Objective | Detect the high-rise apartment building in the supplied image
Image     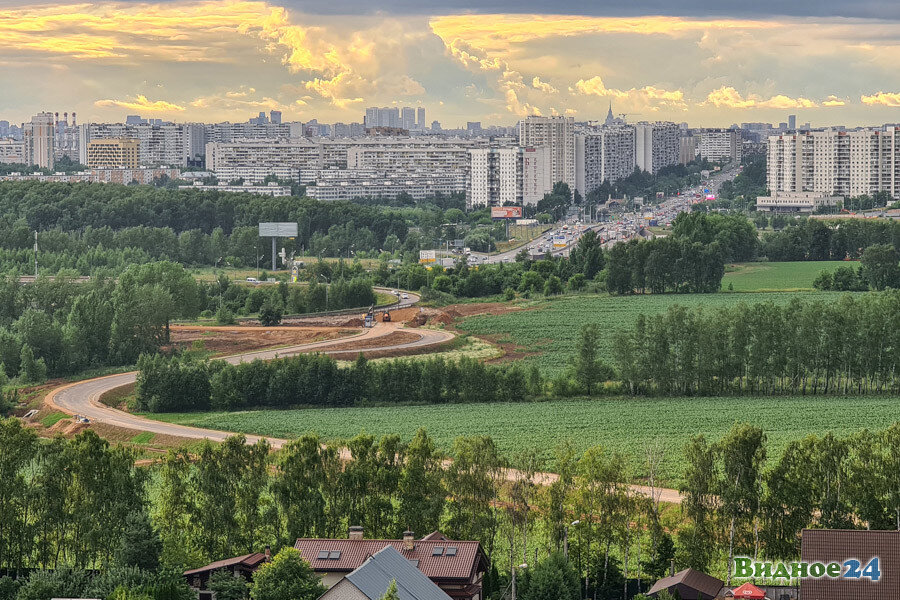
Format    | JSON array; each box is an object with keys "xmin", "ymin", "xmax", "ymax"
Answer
[
  {"xmin": 0, "ymin": 139, "xmax": 26, "ymax": 164},
  {"xmin": 634, "ymin": 121, "xmax": 679, "ymax": 174},
  {"xmin": 679, "ymin": 135, "xmax": 699, "ymax": 165},
  {"xmin": 81, "ymin": 122, "xmax": 206, "ymax": 167},
  {"xmin": 698, "ymin": 128, "xmax": 742, "ymax": 163},
  {"xmin": 575, "ymin": 125, "xmax": 635, "ymax": 198},
  {"xmin": 401, "ymin": 107, "xmax": 416, "ymax": 131},
  {"xmin": 365, "ymin": 106, "xmax": 426, "ymax": 130},
  {"xmin": 466, "ymin": 146, "xmax": 552, "ymax": 208},
  {"xmin": 767, "ymin": 127, "xmax": 900, "ymax": 199},
  {"xmin": 86, "ymin": 138, "xmax": 140, "ymax": 169},
  {"xmin": 517, "ymin": 116, "xmax": 575, "ymax": 190},
  {"xmin": 24, "ymin": 112, "xmax": 55, "ymax": 169},
  {"xmin": 270, "ymin": 111, "xmax": 282, "ymax": 125},
  {"xmin": 417, "ymin": 108, "xmax": 426, "ymax": 130},
  {"xmin": 788, "ymin": 115, "xmax": 797, "ymax": 130}
]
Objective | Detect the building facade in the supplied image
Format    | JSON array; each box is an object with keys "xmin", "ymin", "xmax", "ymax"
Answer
[
  {"xmin": 24, "ymin": 112, "xmax": 55, "ymax": 169},
  {"xmin": 575, "ymin": 125, "xmax": 635, "ymax": 198},
  {"xmin": 517, "ymin": 116, "xmax": 575, "ymax": 190},
  {"xmin": 698, "ymin": 128, "xmax": 742, "ymax": 163},
  {"xmin": 0, "ymin": 140, "xmax": 26, "ymax": 164},
  {"xmin": 86, "ymin": 138, "xmax": 140, "ymax": 169},
  {"xmin": 634, "ymin": 121, "xmax": 679, "ymax": 174},
  {"xmin": 767, "ymin": 127, "xmax": 900, "ymax": 199}
]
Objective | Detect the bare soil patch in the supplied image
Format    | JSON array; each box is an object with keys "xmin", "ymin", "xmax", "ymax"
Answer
[
  {"xmin": 169, "ymin": 325, "xmax": 352, "ymax": 355},
  {"xmin": 320, "ymin": 330, "xmax": 420, "ymax": 352}
]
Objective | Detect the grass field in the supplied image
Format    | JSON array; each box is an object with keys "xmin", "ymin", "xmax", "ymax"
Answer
[
  {"xmin": 149, "ymin": 395, "xmax": 900, "ymax": 484},
  {"xmin": 721, "ymin": 261, "xmax": 850, "ymax": 291},
  {"xmin": 456, "ymin": 291, "xmax": 846, "ymax": 376}
]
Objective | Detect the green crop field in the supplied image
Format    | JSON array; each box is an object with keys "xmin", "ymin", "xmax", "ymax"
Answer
[
  {"xmin": 456, "ymin": 291, "xmax": 848, "ymax": 376},
  {"xmin": 149, "ymin": 395, "xmax": 900, "ymax": 485},
  {"xmin": 721, "ymin": 261, "xmax": 850, "ymax": 291}
]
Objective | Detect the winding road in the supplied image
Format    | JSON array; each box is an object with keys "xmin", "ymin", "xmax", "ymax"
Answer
[
  {"xmin": 48, "ymin": 322, "xmax": 454, "ymax": 447},
  {"xmin": 43, "ymin": 299, "xmax": 685, "ymax": 505}
]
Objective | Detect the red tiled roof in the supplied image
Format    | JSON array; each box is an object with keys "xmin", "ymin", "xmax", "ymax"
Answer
[
  {"xmin": 294, "ymin": 538, "xmax": 487, "ymax": 582},
  {"xmin": 421, "ymin": 532, "xmax": 449, "ymax": 541},
  {"xmin": 184, "ymin": 552, "xmax": 267, "ymax": 576}
]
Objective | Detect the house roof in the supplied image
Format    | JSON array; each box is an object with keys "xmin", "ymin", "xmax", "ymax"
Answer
[
  {"xmin": 184, "ymin": 552, "xmax": 268, "ymax": 576},
  {"xmin": 342, "ymin": 546, "xmax": 452, "ymax": 600},
  {"xmin": 648, "ymin": 568, "xmax": 724, "ymax": 598},
  {"xmin": 295, "ymin": 537, "xmax": 487, "ymax": 582},
  {"xmin": 800, "ymin": 529, "xmax": 900, "ymax": 600},
  {"xmin": 729, "ymin": 582, "xmax": 766, "ymax": 599}
]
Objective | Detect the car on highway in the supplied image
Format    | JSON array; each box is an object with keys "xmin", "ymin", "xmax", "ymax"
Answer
[{"xmin": 401, "ymin": 293, "xmax": 409, "ymax": 299}]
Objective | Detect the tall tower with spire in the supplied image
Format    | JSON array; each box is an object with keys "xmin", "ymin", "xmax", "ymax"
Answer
[{"xmin": 605, "ymin": 102, "xmax": 615, "ymax": 126}]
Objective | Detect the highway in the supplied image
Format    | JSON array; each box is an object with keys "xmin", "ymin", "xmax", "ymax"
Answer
[{"xmin": 465, "ymin": 163, "xmax": 743, "ymax": 264}]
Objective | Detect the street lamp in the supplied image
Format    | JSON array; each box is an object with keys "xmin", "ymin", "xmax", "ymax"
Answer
[
  {"xmin": 564, "ymin": 520, "xmax": 580, "ymax": 560},
  {"xmin": 319, "ymin": 274, "xmax": 330, "ymax": 309},
  {"xmin": 511, "ymin": 563, "xmax": 527, "ymax": 600}
]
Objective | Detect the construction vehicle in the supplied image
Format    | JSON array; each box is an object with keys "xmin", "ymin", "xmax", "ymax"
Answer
[{"xmin": 382, "ymin": 312, "xmax": 392, "ymax": 322}]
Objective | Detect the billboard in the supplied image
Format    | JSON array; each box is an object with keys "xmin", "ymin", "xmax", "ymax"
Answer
[
  {"xmin": 491, "ymin": 206, "xmax": 523, "ymax": 219},
  {"xmin": 258, "ymin": 222, "xmax": 298, "ymax": 237},
  {"xmin": 553, "ymin": 235, "xmax": 567, "ymax": 248},
  {"xmin": 419, "ymin": 250, "xmax": 436, "ymax": 263}
]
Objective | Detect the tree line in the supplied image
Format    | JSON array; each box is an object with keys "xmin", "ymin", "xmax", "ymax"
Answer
[
  {"xmin": 136, "ymin": 354, "xmax": 540, "ymax": 413},
  {"xmin": 679, "ymin": 423, "xmax": 900, "ymax": 587},
  {"xmin": 616, "ymin": 292, "xmax": 900, "ymax": 395},
  {"xmin": 760, "ymin": 217, "xmax": 900, "ymax": 261}
]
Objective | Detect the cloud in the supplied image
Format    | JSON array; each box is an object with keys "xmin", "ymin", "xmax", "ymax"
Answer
[
  {"xmin": 532, "ymin": 76, "xmax": 558, "ymax": 94},
  {"xmin": 94, "ymin": 95, "xmax": 185, "ymax": 112},
  {"xmin": 822, "ymin": 95, "xmax": 847, "ymax": 107},
  {"xmin": 703, "ymin": 86, "xmax": 817, "ymax": 109},
  {"xmin": 861, "ymin": 91, "xmax": 900, "ymax": 106},
  {"xmin": 573, "ymin": 76, "xmax": 686, "ymax": 108}
]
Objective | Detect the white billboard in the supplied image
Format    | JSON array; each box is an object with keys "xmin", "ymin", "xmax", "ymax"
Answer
[
  {"xmin": 419, "ymin": 250, "xmax": 436, "ymax": 263},
  {"xmin": 258, "ymin": 222, "xmax": 298, "ymax": 237}
]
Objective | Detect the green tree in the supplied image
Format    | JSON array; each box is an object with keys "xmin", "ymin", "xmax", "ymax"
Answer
[
  {"xmin": 861, "ymin": 244, "xmax": 900, "ymax": 290},
  {"xmin": 397, "ymin": 429, "xmax": 446, "ymax": 538},
  {"xmin": 258, "ymin": 301, "xmax": 283, "ymax": 326},
  {"xmin": 571, "ymin": 324, "xmax": 613, "ymax": 397},
  {"xmin": 208, "ymin": 570, "xmax": 249, "ymax": 600},
  {"xmin": 116, "ymin": 510, "xmax": 163, "ymax": 571},
  {"xmin": 249, "ymin": 548, "xmax": 325, "ymax": 600},
  {"xmin": 379, "ymin": 580, "xmax": 399, "ymax": 600},
  {"xmin": 18, "ymin": 344, "xmax": 47, "ymax": 384},
  {"xmin": 518, "ymin": 553, "xmax": 580, "ymax": 600}
]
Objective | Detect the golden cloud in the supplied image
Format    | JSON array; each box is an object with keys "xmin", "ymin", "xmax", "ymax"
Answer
[
  {"xmin": 861, "ymin": 92, "xmax": 900, "ymax": 107},
  {"xmin": 703, "ymin": 86, "xmax": 817, "ymax": 109},
  {"xmin": 573, "ymin": 76, "xmax": 685, "ymax": 107},
  {"xmin": 532, "ymin": 76, "xmax": 558, "ymax": 94},
  {"xmin": 822, "ymin": 95, "xmax": 847, "ymax": 107},
  {"xmin": 94, "ymin": 95, "xmax": 185, "ymax": 112}
]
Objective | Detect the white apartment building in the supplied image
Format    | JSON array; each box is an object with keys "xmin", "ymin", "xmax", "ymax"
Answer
[
  {"xmin": 0, "ymin": 139, "xmax": 26, "ymax": 164},
  {"xmin": 521, "ymin": 146, "xmax": 552, "ymax": 206},
  {"xmin": 346, "ymin": 140, "xmax": 483, "ymax": 185},
  {"xmin": 767, "ymin": 127, "xmax": 900, "ymax": 199},
  {"xmin": 698, "ymin": 129, "xmax": 742, "ymax": 163},
  {"xmin": 575, "ymin": 125, "xmax": 635, "ymax": 198},
  {"xmin": 634, "ymin": 121, "xmax": 679, "ymax": 174},
  {"xmin": 204, "ymin": 122, "xmax": 295, "ymax": 142},
  {"xmin": 79, "ymin": 122, "xmax": 205, "ymax": 167},
  {"xmin": 679, "ymin": 135, "xmax": 698, "ymax": 165},
  {"xmin": 24, "ymin": 112, "xmax": 55, "ymax": 169},
  {"xmin": 206, "ymin": 138, "xmax": 321, "ymax": 182},
  {"xmin": 178, "ymin": 181, "xmax": 292, "ymax": 197},
  {"xmin": 305, "ymin": 168, "xmax": 465, "ymax": 202},
  {"xmin": 466, "ymin": 145, "xmax": 552, "ymax": 208},
  {"xmin": 517, "ymin": 116, "xmax": 575, "ymax": 190}
]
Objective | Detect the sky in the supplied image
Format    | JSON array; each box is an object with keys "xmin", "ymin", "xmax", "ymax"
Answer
[{"xmin": 0, "ymin": 0, "xmax": 899, "ymax": 127}]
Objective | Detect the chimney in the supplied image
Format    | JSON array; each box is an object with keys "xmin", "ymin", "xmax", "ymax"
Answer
[
  {"xmin": 72, "ymin": 112, "xmax": 76, "ymax": 126},
  {"xmin": 265, "ymin": 545, "xmax": 271, "ymax": 561},
  {"xmin": 349, "ymin": 525, "xmax": 364, "ymax": 541},
  {"xmin": 403, "ymin": 530, "xmax": 415, "ymax": 551}
]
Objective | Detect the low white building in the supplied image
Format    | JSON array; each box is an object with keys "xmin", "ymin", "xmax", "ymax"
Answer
[
  {"xmin": 756, "ymin": 191, "xmax": 842, "ymax": 213},
  {"xmin": 178, "ymin": 181, "xmax": 292, "ymax": 197}
]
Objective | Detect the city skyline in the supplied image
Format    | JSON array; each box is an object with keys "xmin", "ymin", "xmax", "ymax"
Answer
[{"xmin": 0, "ymin": 1, "xmax": 899, "ymax": 126}]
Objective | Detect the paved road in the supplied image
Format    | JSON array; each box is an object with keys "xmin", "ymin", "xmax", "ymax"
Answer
[{"xmin": 48, "ymin": 322, "xmax": 453, "ymax": 446}]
